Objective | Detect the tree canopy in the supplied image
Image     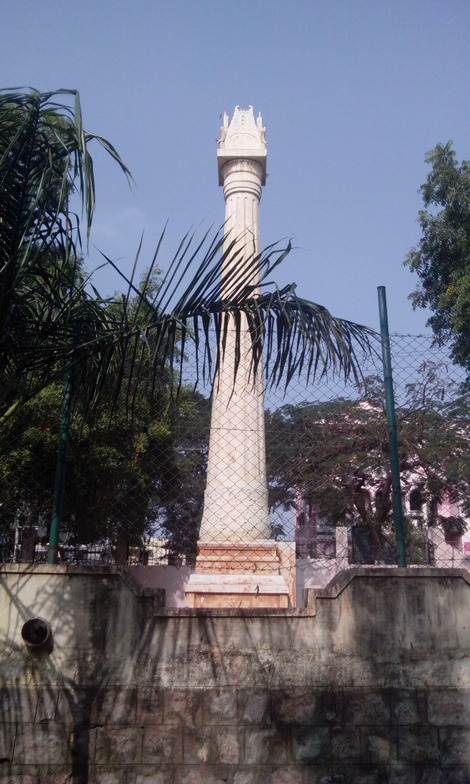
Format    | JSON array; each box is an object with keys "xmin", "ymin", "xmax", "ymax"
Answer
[
  {"xmin": 405, "ymin": 142, "xmax": 470, "ymax": 374},
  {"xmin": 266, "ymin": 367, "xmax": 470, "ymax": 562},
  {"xmin": 0, "ymin": 375, "xmax": 209, "ymax": 560}
]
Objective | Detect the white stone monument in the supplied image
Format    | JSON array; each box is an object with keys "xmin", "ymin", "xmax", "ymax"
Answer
[{"xmin": 185, "ymin": 107, "xmax": 293, "ymax": 608}]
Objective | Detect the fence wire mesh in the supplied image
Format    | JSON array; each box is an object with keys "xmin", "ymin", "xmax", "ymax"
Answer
[{"xmin": 1, "ymin": 331, "xmax": 469, "ymax": 576}]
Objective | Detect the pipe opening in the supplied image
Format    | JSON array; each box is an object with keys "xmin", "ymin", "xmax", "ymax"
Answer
[{"xmin": 21, "ymin": 618, "xmax": 53, "ymax": 654}]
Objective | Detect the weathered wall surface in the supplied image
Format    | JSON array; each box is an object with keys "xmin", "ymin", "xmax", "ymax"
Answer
[{"xmin": 1, "ymin": 564, "xmax": 470, "ymax": 783}]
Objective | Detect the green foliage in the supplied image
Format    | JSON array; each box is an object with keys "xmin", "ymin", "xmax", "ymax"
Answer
[
  {"xmin": 0, "ymin": 378, "xmax": 210, "ymax": 555},
  {"xmin": 0, "ymin": 386, "xmax": 65, "ymax": 549},
  {"xmin": 266, "ymin": 367, "xmax": 470, "ymax": 561},
  {"xmin": 405, "ymin": 142, "xmax": 470, "ymax": 373},
  {"xmin": 0, "ymin": 88, "xmax": 132, "ymax": 419},
  {"xmin": 266, "ymin": 393, "xmax": 393, "ymax": 546},
  {"xmin": 1, "ymin": 87, "xmax": 376, "ymax": 433}
]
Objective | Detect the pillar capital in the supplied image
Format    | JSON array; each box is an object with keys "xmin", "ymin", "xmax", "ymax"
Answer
[
  {"xmin": 217, "ymin": 106, "xmax": 267, "ymax": 186},
  {"xmin": 221, "ymin": 158, "xmax": 264, "ymax": 202}
]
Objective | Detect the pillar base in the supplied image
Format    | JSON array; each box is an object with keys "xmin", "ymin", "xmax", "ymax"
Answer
[
  {"xmin": 185, "ymin": 573, "xmax": 289, "ymax": 608},
  {"xmin": 196, "ymin": 541, "xmax": 282, "ymax": 574},
  {"xmin": 185, "ymin": 540, "xmax": 295, "ymax": 608}
]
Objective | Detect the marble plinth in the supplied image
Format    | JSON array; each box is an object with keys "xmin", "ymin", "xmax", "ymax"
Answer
[
  {"xmin": 185, "ymin": 573, "xmax": 289, "ymax": 609},
  {"xmin": 184, "ymin": 540, "xmax": 295, "ymax": 608}
]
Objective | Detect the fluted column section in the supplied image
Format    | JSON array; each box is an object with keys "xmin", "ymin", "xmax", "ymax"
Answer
[{"xmin": 199, "ymin": 158, "xmax": 271, "ymax": 543}]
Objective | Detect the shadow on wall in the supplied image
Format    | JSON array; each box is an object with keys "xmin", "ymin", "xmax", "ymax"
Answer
[
  {"xmin": 2, "ymin": 566, "xmax": 470, "ymax": 780},
  {"xmin": 129, "ymin": 564, "xmax": 193, "ymax": 607},
  {"xmin": 0, "ymin": 565, "xmax": 160, "ymax": 783},
  {"xmin": 300, "ymin": 569, "xmax": 470, "ymax": 780}
]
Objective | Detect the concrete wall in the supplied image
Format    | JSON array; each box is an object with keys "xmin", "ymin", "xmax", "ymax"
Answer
[{"xmin": 1, "ymin": 564, "xmax": 470, "ymax": 783}]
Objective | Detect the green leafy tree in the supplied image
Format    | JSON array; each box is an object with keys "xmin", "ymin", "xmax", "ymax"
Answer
[
  {"xmin": 405, "ymin": 142, "xmax": 470, "ymax": 374},
  {"xmin": 0, "ymin": 373, "xmax": 210, "ymax": 561},
  {"xmin": 267, "ymin": 393, "xmax": 395, "ymax": 560},
  {"xmin": 0, "ymin": 263, "xmax": 210, "ymax": 560},
  {"xmin": 266, "ymin": 368, "xmax": 470, "ymax": 562},
  {"xmin": 67, "ymin": 269, "xmax": 211, "ymax": 558}
]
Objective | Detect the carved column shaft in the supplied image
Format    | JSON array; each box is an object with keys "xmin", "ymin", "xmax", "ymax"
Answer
[{"xmin": 198, "ymin": 141, "xmax": 271, "ymax": 543}]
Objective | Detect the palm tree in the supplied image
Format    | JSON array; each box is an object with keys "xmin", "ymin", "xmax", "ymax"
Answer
[
  {"xmin": 0, "ymin": 88, "xmax": 134, "ymax": 424},
  {"xmin": 0, "ymin": 88, "xmax": 375, "ymax": 430}
]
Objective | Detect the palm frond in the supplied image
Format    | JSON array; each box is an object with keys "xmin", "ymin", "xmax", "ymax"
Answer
[
  {"xmin": 0, "ymin": 88, "xmax": 133, "ymax": 421},
  {"xmin": 100, "ymin": 230, "xmax": 378, "ymax": 413},
  {"xmin": 0, "ymin": 88, "xmax": 377, "ymax": 428}
]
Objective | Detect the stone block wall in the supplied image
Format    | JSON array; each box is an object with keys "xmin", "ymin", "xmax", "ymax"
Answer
[
  {"xmin": 3, "ymin": 684, "xmax": 470, "ymax": 782},
  {"xmin": 1, "ymin": 565, "xmax": 470, "ymax": 782}
]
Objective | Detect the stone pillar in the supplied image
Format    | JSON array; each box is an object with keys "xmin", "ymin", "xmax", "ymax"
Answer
[
  {"xmin": 185, "ymin": 107, "xmax": 291, "ymax": 608},
  {"xmin": 199, "ymin": 168, "xmax": 270, "ymax": 542}
]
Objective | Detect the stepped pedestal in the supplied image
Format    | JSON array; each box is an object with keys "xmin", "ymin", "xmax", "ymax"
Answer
[{"xmin": 185, "ymin": 541, "xmax": 295, "ymax": 608}]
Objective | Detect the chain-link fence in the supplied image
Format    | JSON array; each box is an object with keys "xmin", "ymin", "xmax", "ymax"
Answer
[{"xmin": 1, "ymin": 330, "xmax": 469, "ymax": 578}]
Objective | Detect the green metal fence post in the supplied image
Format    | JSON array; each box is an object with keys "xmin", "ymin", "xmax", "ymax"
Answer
[
  {"xmin": 47, "ymin": 365, "xmax": 74, "ymax": 564},
  {"xmin": 377, "ymin": 286, "xmax": 407, "ymax": 567}
]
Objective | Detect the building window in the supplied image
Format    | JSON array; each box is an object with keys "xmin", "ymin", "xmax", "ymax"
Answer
[{"xmin": 409, "ymin": 488, "xmax": 423, "ymax": 513}]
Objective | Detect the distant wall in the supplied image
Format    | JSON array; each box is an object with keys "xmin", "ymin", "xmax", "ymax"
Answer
[
  {"xmin": 130, "ymin": 564, "xmax": 193, "ymax": 607},
  {"xmin": 1, "ymin": 564, "xmax": 470, "ymax": 782}
]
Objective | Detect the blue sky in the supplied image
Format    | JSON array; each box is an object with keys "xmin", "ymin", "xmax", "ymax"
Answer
[{"xmin": 2, "ymin": 0, "xmax": 470, "ymax": 334}]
